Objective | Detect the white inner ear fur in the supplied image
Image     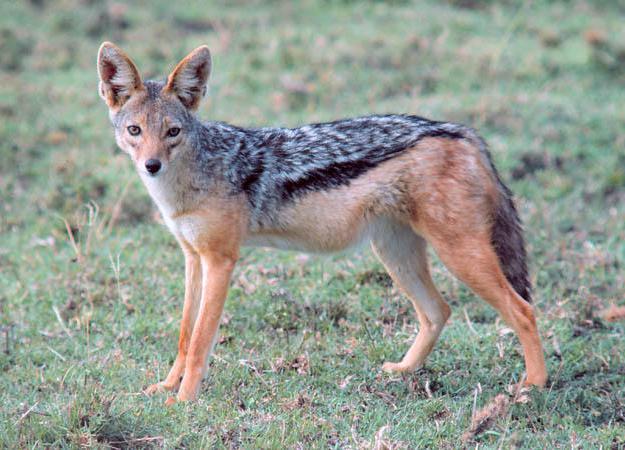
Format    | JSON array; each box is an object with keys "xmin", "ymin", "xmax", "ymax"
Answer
[
  {"xmin": 172, "ymin": 62, "xmax": 208, "ymax": 103},
  {"xmin": 168, "ymin": 49, "xmax": 211, "ymax": 108},
  {"xmin": 99, "ymin": 47, "xmax": 139, "ymax": 100}
]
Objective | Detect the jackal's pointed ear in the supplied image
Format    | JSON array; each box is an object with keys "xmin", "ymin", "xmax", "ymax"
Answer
[
  {"xmin": 164, "ymin": 46, "xmax": 211, "ymax": 110},
  {"xmin": 97, "ymin": 42, "xmax": 143, "ymax": 110}
]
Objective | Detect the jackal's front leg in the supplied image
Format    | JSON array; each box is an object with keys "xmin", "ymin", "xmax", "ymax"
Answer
[
  {"xmin": 145, "ymin": 245, "xmax": 202, "ymax": 395},
  {"xmin": 174, "ymin": 251, "xmax": 236, "ymax": 402}
]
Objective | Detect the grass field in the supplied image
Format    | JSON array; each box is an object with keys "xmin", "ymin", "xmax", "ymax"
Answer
[{"xmin": 1, "ymin": 0, "xmax": 624, "ymax": 447}]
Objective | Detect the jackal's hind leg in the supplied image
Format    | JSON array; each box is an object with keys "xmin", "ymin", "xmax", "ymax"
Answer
[
  {"xmin": 427, "ymin": 233, "xmax": 547, "ymax": 387},
  {"xmin": 371, "ymin": 221, "xmax": 451, "ymax": 373}
]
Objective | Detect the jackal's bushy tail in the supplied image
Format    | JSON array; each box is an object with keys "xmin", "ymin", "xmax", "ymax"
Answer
[
  {"xmin": 470, "ymin": 134, "xmax": 532, "ymax": 303},
  {"xmin": 490, "ymin": 181, "xmax": 532, "ymax": 302}
]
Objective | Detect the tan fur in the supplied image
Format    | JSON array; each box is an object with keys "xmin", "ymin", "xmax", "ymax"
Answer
[
  {"xmin": 372, "ymin": 221, "xmax": 451, "ymax": 373},
  {"xmin": 147, "ymin": 199, "xmax": 244, "ymax": 402}
]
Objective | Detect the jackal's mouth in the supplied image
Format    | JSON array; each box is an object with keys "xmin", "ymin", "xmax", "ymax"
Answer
[
  {"xmin": 138, "ymin": 164, "xmax": 167, "ymax": 179},
  {"xmin": 144, "ymin": 168, "xmax": 167, "ymax": 178}
]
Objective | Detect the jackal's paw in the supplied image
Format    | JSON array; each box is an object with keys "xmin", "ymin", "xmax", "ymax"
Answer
[
  {"xmin": 164, "ymin": 392, "xmax": 194, "ymax": 406},
  {"xmin": 175, "ymin": 388, "xmax": 198, "ymax": 403},
  {"xmin": 382, "ymin": 361, "xmax": 419, "ymax": 373},
  {"xmin": 524, "ymin": 373, "xmax": 548, "ymax": 389},
  {"xmin": 144, "ymin": 381, "xmax": 177, "ymax": 396}
]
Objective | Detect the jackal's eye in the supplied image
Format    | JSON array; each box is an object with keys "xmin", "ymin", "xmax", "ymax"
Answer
[
  {"xmin": 167, "ymin": 127, "xmax": 181, "ymax": 138},
  {"xmin": 127, "ymin": 125, "xmax": 141, "ymax": 136}
]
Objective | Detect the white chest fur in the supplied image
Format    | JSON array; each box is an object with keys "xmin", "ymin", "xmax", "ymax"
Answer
[
  {"xmin": 141, "ymin": 171, "xmax": 178, "ymax": 217},
  {"xmin": 140, "ymin": 172, "xmax": 222, "ymax": 246},
  {"xmin": 140, "ymin": 170, "xmax": 184, "ymax": 236},
  {"xmin": 174, "ymin": 214, "xmax": 214, "ymax": 245}
]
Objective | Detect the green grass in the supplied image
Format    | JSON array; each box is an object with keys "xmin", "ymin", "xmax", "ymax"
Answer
[{"xmin": 1, "ymin": 0, "xmax": 624, "ymax": 447}]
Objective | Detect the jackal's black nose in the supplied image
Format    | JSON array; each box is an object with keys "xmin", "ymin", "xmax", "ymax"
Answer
[{"xmin": 145, "ymin": 159, "xmax": 161, "ymax": 174}]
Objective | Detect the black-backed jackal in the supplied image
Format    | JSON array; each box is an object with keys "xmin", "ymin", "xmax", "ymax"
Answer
[{"xmin": 97, "ymin": 42, "xmax": 547, "ymax": 403}]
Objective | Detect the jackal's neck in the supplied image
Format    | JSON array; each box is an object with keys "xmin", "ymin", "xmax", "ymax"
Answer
[{"xmin": 192, "ymin": 119, "xmax": 264, "ymax": 190}]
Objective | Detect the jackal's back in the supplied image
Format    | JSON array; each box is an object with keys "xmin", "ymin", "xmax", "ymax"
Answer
[{"xmin": 224, "ymin": 115, "xmax": 469, "ymax": 220}]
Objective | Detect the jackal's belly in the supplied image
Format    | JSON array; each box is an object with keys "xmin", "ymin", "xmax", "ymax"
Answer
[{"xmin": 244, "ymin": 220, "xmax": 374, "ymax": 253}]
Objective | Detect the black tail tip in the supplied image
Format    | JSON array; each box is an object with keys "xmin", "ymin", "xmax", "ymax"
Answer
[{"xmin": 491, "ymin": 194, "xmax": 532, "ymax": 304}]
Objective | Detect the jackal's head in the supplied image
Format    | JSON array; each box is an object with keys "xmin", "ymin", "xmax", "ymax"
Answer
[{"xmin": 97, "ymin": 42, "xmax": 211, "ymax": 177}]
